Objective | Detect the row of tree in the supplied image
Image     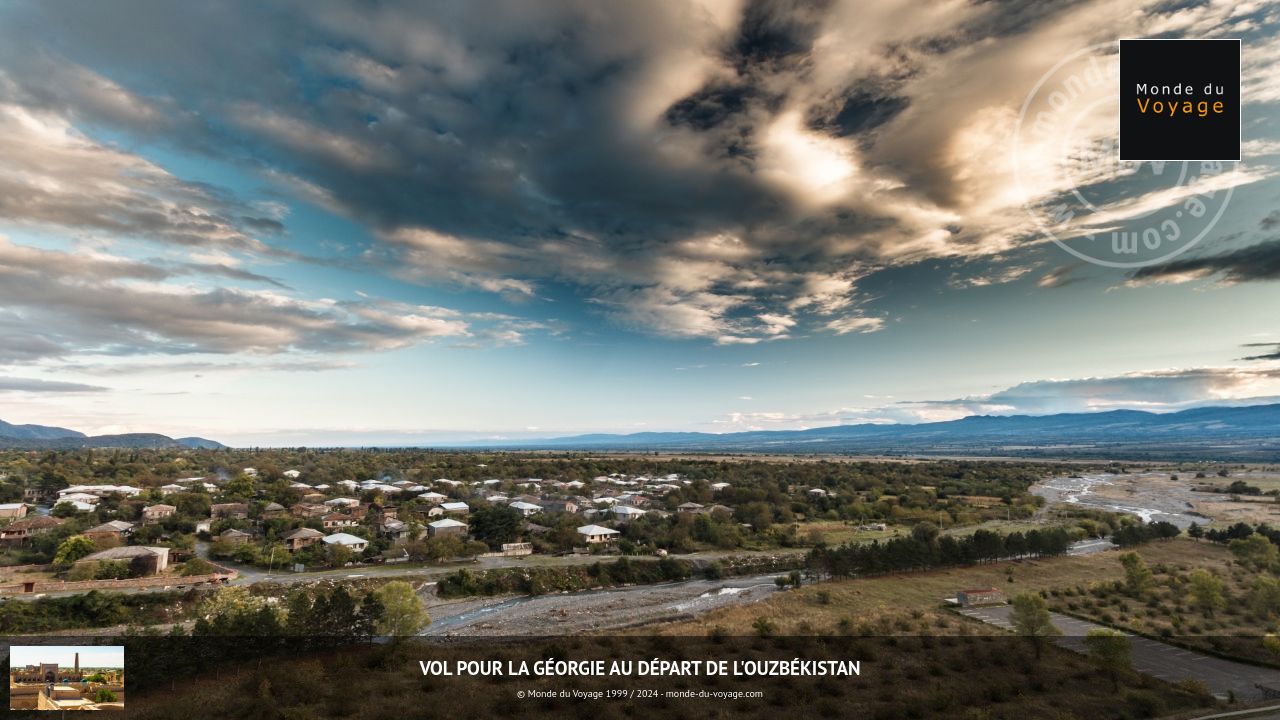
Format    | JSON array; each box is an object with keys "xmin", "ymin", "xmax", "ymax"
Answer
[{"xmin": 806, "ymin": 526, "xmax": 1077, "ymax": 578}]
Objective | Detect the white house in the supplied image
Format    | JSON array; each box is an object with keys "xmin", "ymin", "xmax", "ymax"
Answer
[
  {"xmin": 160, "ymin": 483, "xmax": 185, "ymax": 495},
  {"xmin": 441, "ymin": 501, "xmax": 469, "ymax": 515},
  {"xmin": 283, "ymin": 470, "xmax": 302, "ymax": 479},
  {"xmin": 612, "ymin": 505, "xmax": 647, "ymax": 522},
  {"xmin": 509, "ymin": 501, "xmax": 543, "ymax": 517},
  {"xmin": 322, "ymin": 532, "xmax": 369, "ymax": 553},
  {"xmin": 577, "ymin": 524, "xmax": 620, "ymax": 544}
]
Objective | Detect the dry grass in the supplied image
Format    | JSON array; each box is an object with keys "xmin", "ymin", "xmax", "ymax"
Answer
[{"xmin": 650, "ymin": 539, "xmax": 1228, "ymax": 637}]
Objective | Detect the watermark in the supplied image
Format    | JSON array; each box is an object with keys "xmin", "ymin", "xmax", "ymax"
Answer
[{"xmin": 1013, "ymin": 43, "xmax": 1236, "ymax": 268}]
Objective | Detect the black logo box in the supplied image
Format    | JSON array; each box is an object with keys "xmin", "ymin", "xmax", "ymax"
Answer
[{"xmin": 1119, "ymin": 38, "xmax": 1240, "ymax": 161}]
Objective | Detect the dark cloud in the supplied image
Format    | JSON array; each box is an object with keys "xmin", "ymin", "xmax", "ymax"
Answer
[
  {"xmin": 1241, "ymin": 343, "xmax": 1280, "ymax": 361},
  {"xmin": 1129, "ymin": 239, "xmax": 1280, "ymax": 284},
  {"xmin": 0, "ymin": 377, "xmax": 107, "ymax": 393}
]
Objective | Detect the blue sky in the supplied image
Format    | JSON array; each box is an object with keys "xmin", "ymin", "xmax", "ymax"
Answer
[
  {"xmin": 10, "ymin": 646, "xmax": 124, "ymax": 669},
  {"xmin": 0, "ymin": 1, "xmax": 1279, "ymax": 446}
]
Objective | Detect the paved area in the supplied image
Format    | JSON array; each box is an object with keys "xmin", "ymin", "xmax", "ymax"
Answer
[{"xmin": 960, "ymin": 604, "xmax": 1280, "ymax": 700}]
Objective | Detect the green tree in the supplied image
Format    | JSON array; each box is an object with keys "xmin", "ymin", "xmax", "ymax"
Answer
[
  {"xmin": 1188, "ymin": 569, "xmax": 1225, "ymax": 615},
  {"xmin": 1084, "ymin": 628, "xmax": 1131, "ymax": 692},
  {"xmin": 372, "ymin": 580, "xmax": 431, "ymax": 636},
  {"xmin": 1230, "ymin": 534, "xmax": 1279, "ymax": 571},
  {"xmin": 94, "ymin": 689, "xmax": 118, "ymax": 703},
  {"xmin": 53, "ymin": 535, "xmax": 96, "ymax": 567},
  {"xmin": 1010, "ymin": 592, "xmax": 1061, "ymax": 660},
  {"xmin": 1119, "ymin": 552, "xmax": 1153, "ymax": 594},
  {"xmin": 1251, "ymin": 576, "xmax": 1280, "ymax": 618}
]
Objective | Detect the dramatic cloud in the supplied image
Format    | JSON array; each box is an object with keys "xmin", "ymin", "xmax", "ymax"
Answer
[{"xmin": 2, "ymin": 0, "xmax": 1272, "ymax": 347}]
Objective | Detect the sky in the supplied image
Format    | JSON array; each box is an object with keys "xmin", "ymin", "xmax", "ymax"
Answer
[
  {"xmin": 10, "ymin": 645, "xmax": 125, "ymax": 669},
  {"xmin": 1, "ymin": 0, "xmax": 1279, "ymax": 446}
]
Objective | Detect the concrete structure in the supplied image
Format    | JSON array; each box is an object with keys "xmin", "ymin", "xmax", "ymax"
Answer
[
  {"xmin": 509, "ymin": 501, "xmax": 543, "ymax": 517},
  {"xmin": 956, "ymin": 587, "xmax": 1005, "ymax": 607},
  {"xmin": 577, "ymin": 524, "xmax": 620, "ymax": 544},
  {"xmin": 0, "ymin": 502, "xmax": 28, "ymax": 519},
  {"xmin": 78, "ymin": 545, "xmax": 171, "ymax": 575}
]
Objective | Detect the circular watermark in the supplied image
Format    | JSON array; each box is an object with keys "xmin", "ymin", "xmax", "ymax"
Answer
[{"xmin": 1013, "ymin": 43, "xmax": 1235, "ymax": 268}]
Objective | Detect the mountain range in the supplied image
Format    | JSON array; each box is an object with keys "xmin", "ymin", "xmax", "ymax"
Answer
[
  {"xmin": 454, "ymin": 403, "xmax": 1280, "ymax": 461},
  {"xmin": 0, "ymin": 419, "xmax": 225, "ymax": 450}
]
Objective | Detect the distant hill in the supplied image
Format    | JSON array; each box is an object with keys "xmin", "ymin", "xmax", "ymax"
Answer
[
  {"xmin": 0, "ymin": 419, "xmax": 84, "ymax": 441},
  {"xmin": 0, "ymin": 420, "xmax": 226, "ymax": 450},
  {"xmin": 454, "ymin": 403, "xmax": 1280, "ymax": 461}
]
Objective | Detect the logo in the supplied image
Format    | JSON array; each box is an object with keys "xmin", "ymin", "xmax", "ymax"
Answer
[{"xmin": 1013, "ymin": 43, "xmax": 1237, "ymax": 268}]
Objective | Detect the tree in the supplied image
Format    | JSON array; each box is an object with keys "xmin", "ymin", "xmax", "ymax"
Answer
[
  {"xmin": 1252, "ymin": 576, "xmax": 1280, "ymax": 618},
  {"xmin": 94, "ymin": 689, "xmax": 118, "ymax": 703},
  {"xmin": 373, "ymin": 580, "xmax": 431, "ymax": 636},
  {"xmin": 1188, "ymin": 523, "xmax": 1204, "ymax": 540},
  {"xmin": 1010, "ymin": 592, "xmax": 1060, "ymax": 660},
  {"xmin": 326, "ymin": 542, "xmax": 354, "ymax": 567},
  {"xmin": 1188, "ymin": 569, "xmax": 1225, "ymax": 615},
  {"xmin": 911, "ymin": 521, "xmax": 939, "ymax": 544},
  {"xmin": 53, "ymin": 535, "xmax": 95, "ymax": 568},
  {"xmin": 468, "ymin": 506, "xmax": 523, "ymax": 550},
  {"xmin": 1084, "ymin": 628, "xmax": 1131, "ymax": 692},
  {"xmin": 1119, "ymin": 552, "xmax": 1153, "ymax": 595},
  {"xmin": 1230, "ymin": 534, "xmax": 1278, "ymax": 571}
]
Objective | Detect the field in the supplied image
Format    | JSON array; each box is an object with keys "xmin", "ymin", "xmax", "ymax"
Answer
[{"xmin": 649, "ymin": 539, "xmax": 1227, "ymax": 637}]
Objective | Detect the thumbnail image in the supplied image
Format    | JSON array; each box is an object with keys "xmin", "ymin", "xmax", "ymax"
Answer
[{"xmin": 8, "ymin": 646, "xmax": 124, "ymax": 711}]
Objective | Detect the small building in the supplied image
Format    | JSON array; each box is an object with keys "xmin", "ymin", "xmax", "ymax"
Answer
[
  {"xmin": 0, "ymin": 515, "xmax": 65, "ymax": 543},
  {"xmin": 210, "ymin": 502, "xmax": 249, "ymax": 519},
  {"xmin": 322, "ymin": 513, "xmax": 357, "ymax": 530},
  {"xmin": 83, "ymin": 520, "xmax": 134, "ymax": 544},
  {"xmin": 160, "ymin": 483, "xmax": 185, "ymax": 495},
  {"xmin": 611, "ymin": 505, "xmax": 647, "ymax": 523},
  {"xmin": 261, "ymin": 502, "xmax": 288, "ymax": 519},
  {"xmin": 0, "ymin": 502, "xmax": 28, "ymax": 519},
  {"xmin": 290, "ymin": 503, "xmax": 327, "ymax": 519},
  {"xmin": 509, "ymin": 500, "xmax": 543, "ymax": 517},
  {"xmin": 322, "ymin": 532, "xmax": 369, "ymax": 553},
  {"xmin": 219, "ymin": 528, "xmax": 251, "ymax": 545},
  {"xmin": 577, "ymin": 524, "xmax": 620, "ymax": 544},
  {"xmin": 427, "ymin": 518, "xmax": 468, "ymax": 538},
  {"xmin": 542, "ymin": 499, "xmax": 579, "ymax": 514},
  {"xmin": 677, "ymin": 502, "xmax": 705, "ymax": 513},
  {"xmin": 956, "ymin": 587, "xmax": 1006, "ymax": 607},
  {"xmin": 282, "ymin": 527, "xmax": 324, "ymax": 552},
  {"xmin": 142, "ymin": 504, "xmax": 177, "ymax": 522},
  {"xmin": 78, "ymin": 545, "xmax": 170, "ymax": 575},
  {"xmin": 441, "ymin": 501, "xmax": 469, "ymax": 516}
]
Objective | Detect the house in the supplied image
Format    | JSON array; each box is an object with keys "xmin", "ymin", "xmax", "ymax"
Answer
[
  {"xmin": 290, "ymin": 503, "xmax": 327, "ymax": 519},
  {"xmin": 428, "ymin": 518, "xmax": 468, "ymax": 538},
  {"xmin": 160, "ymin": 483, "xmax": 185, "ymax": 495},
  {"xmin": 219, "ymin": 528, "xmax": 251, "ymax": 545},
  {"xmin": 0, "ymin": 515, "xmax": 65, "ymax": 543},
  {"xmin": 380, "ymin": 518, "xmax": 411, "ymax": 543},
  {"xmin": 322, "ymin": 532, "xmax": 369, "ymax": 553},
  {"xmin": 441, "ymin": 501, "xmax": 469, "ymax": 516},
  {"xmin": 283, "ymin": 470, "xmax": 302, "ymax": 479},
  {"xmin": 210, "ymin": 502, "xmax": 249, "ymax": 519},
  {"xmin": 577, "ymin": 524, "xmax": 620, "ymax": 544},
  {"xmin": 261, "ymin": 502, "xmax": 287, "ymax": 519},
  {"xmin": 611, "ymin": 505, "xmax": 647, "ymax": 523},
  {"xmin": 509, "ymin": 501, "xmax": 543, "ymax": 517},
  {"xmin": 142, "ymin": 504, "xmax": 177, "ymax": 522},
  {"xmin": 282, "ymin": 527, "xmax": 324, "ymax": 552},
  {"xmin": 677, "ymin": 502, "xmax": 705, "ymax": 513},
  {"xmin": 542, "ymin": 499, "xmax": 579, "ymax": 514},
  {"xmin": 322, "ymin": 513, "xmax": 357, "ymax": 530},
  {"xmin": 59, "ymin": 484, "xmax": 141, "ymax": 498},
  {"xmin": 324, "ymin": 497, "xmax": 360, "ymax": 510},
  {"xmin": 78, "ymin": 545, "xmax": 170, "ymax": 575},
  {"xmin": 83, "ymin": 520, "xmax": 134, "ymax": 544},
  {"xmin": 956, "ymin": 587, "xmax": 1006, "ymax": 607},
  {"xmin": 808, "ymin": 488, "xmax": 829, "ymax": 497},
  {"xmin": 710, "ymin": 482, "xmax": 731, "ymax": 492},
  {"xmin": 0, "ymin": 502, "xmax": 28, "ymax": 519},
  {"xmin": 55, "ymin": 492, "xmax": 100, "ymax": 507}
]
